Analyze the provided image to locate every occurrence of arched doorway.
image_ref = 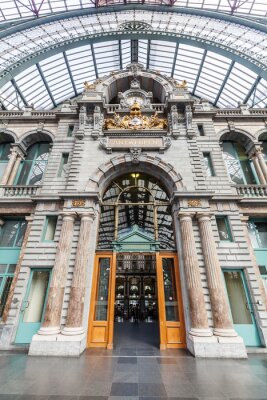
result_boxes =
[87,172,186,350]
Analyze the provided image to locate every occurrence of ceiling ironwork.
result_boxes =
[0,5,266,110]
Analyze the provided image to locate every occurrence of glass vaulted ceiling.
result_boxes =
[0,0,267,21]
[0,6,266,110]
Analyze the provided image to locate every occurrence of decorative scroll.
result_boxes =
[188,199,201,207]
[72,199,86,207]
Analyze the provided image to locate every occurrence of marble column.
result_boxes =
[38,213,75,335]
[179,212,212,336]
[1,149,18,185]
[256,148,267,183]
[62,212,95,335]
[7,153,23,185]
[250,154,266,184]
[197,213,237,337]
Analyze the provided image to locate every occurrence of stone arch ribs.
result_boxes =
[86,154,184,197]
[218,128,256,153]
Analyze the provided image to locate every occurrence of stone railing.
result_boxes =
[235,184,267,198]
[0,185,40,198]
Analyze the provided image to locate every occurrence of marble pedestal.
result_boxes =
[29,333,86,357]
[187,334,248,358]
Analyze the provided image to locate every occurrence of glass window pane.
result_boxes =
[23,270,50,323]
[0,162,8,181]
[224,271,252,324]
[43,217,57,241]
[95,258,110,321]
[216,217,232,241]
[0,276,13,317]
[15,221,27,247]
[203,153,215,176]
[254,222,267,248]
[0,220,22,247]
[222,142,244,184]
[162,258,179,322]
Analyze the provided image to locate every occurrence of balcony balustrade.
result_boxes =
[235,185,267,198]
[0,185,40,198]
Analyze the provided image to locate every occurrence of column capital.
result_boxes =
[248,144,264,158]
[178,211,195,221]
[196,212,213,221]
[78,211,96,221]
[60,212,76,221]
[10,144,26,159]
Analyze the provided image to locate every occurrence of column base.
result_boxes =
[189,328,213,337]
[38,326,61,335]
[61,327,85,336]
[187,334,247,358]
[29,332,86,357]
[213,328,238,337]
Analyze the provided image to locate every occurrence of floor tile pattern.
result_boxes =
[0,346,266,400]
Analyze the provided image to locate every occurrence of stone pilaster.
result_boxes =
[62,212,95,335]
[179,212,212,337]
[257,149,267,183]
[38,212,76,335]
[196,212,237,337]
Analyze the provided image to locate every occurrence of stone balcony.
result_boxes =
[235,184,267,199]
[0,185,41,199]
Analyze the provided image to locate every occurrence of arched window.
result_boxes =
[98,173,175,250]
[222,141,257,185]
[0,143,11,181]
[15,142,50,186]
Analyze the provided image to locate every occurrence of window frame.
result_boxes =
[215,216,233,242]
[203,152,215,177]
[41,216,58,243]
[57,153,69,177]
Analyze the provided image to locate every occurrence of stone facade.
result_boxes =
[0,64,266,358]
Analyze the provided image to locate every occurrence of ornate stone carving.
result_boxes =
[104,101,167,130]
[176,80,188,89]
[84,81,96,90]
[130,148,141,164]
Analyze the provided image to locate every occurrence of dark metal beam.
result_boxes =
[63,51,78,97]
[171,42,179,77]
[243,75,261,105]
[214,60,235,105]
[192,49,207,95]
[146,40,151,70]
[90,43,99,79]
[36,63,56,107]
[131,39,138,63]
[118,40,123,70]
[10,78,29,107]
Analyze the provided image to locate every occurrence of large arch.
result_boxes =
[86,154,183,198]
[218,128,256,152]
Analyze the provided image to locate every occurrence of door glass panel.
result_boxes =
[95,258,110,321]
[23,270,50,323]
[162,258,179,321]
[224,271,252,324]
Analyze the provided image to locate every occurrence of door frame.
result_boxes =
[87,251,186,349]
[15,268,51,344]
[223,268,261,347]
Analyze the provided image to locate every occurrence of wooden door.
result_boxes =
[87,253,115,348]
[156,253,186,349]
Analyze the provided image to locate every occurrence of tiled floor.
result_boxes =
[0,325,266,400]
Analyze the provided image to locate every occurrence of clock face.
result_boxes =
[125,93,145,107]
